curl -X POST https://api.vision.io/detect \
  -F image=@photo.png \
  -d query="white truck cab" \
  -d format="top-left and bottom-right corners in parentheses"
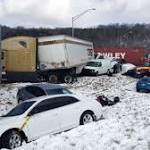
top-left (82, 58), bottom-right (115, 75)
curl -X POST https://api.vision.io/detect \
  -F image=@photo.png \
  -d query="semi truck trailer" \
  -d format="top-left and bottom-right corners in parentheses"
top-left (94, 47), bottom-right (145, 66)
top-left (2, 35), bottom-right (94, 83)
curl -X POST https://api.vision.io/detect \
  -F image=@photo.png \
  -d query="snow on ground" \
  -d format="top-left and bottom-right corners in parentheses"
top-left (0, 74), bottom-right (150, 150)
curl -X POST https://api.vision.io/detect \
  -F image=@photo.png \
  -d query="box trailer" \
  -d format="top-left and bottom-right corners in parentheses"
top-left (2, 35), bottom-right (94, 83)
top-left (38, 35), bottom-right (93, 83)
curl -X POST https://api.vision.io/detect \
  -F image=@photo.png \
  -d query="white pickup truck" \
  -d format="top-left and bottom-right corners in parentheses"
top-left (82, 58), bottom-right (117, 76)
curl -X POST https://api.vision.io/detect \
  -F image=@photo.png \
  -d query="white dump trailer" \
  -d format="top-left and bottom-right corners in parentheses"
top-left (38, 35), bottom-right (94, 83)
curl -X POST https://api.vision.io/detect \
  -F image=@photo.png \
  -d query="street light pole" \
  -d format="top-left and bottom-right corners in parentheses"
top-left (0, 25), bottom-right (2, 83)
top-left (72, 8), bottom-right (96, 37)
top-left (72, 17), bottom-right (74, 38)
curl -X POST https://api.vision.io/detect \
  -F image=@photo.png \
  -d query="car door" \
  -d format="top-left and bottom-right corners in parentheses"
top-left (101, 61), bottom-right (108, 74)
top-left (55, 96), bottom-right (81, 131)
top-left (97, 61), bottom-right (104, 74)
top-left (24, 98), bottom-right (61, 141)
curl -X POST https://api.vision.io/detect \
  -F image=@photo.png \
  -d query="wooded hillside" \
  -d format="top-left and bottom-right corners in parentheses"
top-left (1, 24), bottom-right (150, 54)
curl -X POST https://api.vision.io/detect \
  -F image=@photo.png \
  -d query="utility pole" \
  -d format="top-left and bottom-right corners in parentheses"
top-left (0, 25), bottom-right (2, 83)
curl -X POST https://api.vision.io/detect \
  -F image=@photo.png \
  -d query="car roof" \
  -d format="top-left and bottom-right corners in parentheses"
top-left (24, 94), bottom-right (76, 103)
top-left (24, 83), bottom-right (66, 91)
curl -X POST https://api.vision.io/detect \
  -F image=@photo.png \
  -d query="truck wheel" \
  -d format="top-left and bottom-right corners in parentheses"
top-left (64, 74), bottom-right (73, 84)
top-left (48, 74), bottom-right (58, 83)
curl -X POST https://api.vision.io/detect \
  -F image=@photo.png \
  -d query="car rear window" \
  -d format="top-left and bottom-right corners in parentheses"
top-left (26, 86), bottom-right (46, 96)
top-left (46, 89), bottom-right (72, 95)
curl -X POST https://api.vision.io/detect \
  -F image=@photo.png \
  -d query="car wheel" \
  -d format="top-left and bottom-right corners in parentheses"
top-left (80, 111), bottom-right (94, 125)
top-left (18, 99), bottom-right (22, 104)
top-left (144, 89), bottom-right (150, 93)
top-left (1, 130), bottom-right (23, 149)
top-left (136, 88), bottom-right (140, 92)
top-left (64, 74), bottom-right (73, 84)
top-left (48, 74), bottom-right (58, 83)
top-left (107, 70), bottom-right (112, 76)
top-left (95, 71), bottom-right (99, 76)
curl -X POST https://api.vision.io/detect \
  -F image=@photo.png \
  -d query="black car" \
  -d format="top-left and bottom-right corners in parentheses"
top-left (17, 83), bottom-right (72, 103)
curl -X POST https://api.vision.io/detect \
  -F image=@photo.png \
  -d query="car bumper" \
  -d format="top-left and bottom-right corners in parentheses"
top-left (82, 69), bottom-right (97, 76)
top-left (137, 85), bottom-right (150, 92)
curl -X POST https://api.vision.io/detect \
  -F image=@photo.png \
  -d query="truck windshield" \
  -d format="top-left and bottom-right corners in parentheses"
top-left (86, 61), bottom-right (100, 67)
top-left (3, 101), bottom-right (35, 117)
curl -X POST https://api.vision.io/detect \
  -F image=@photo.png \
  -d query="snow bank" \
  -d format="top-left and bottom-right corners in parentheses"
top-left (0, 75), bottom-right (150, 150)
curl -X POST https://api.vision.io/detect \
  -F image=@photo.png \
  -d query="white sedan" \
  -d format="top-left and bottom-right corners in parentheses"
top-left (0, 94), bottom-right (102, 149)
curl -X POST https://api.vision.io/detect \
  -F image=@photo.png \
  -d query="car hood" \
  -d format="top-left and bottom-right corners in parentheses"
top-left (0, 116), bottom-right (21, 125)
top-left (137, 80), bottom-right (150, 85)
top-left (84, 66), bottom-right (97, 70)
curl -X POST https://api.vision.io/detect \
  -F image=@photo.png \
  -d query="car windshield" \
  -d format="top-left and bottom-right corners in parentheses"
top-left (142, 78), bottom-right (150, 82)
top-left (46, 88), bottom-right (72, 95)
top-left (3, 101), bottom-right (35, 117)
top-left (86, 61), bottom-right (100, 67)
top-left (145, 63), bottom-right (150, 67)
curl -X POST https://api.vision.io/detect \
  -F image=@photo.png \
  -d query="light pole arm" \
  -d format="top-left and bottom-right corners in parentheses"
top-left (71, 8), bottom-right (95, 37)
top-left (72, 17), bottom-right (74, 37)
top-left (72, 9), bottom-right (94, 21)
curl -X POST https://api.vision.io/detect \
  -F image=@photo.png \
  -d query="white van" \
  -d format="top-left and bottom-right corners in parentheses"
top-left (82, 58), bottom-right (115, 76)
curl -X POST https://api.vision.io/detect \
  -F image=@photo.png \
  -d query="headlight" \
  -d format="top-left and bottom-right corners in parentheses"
top-left (91, 70), bottom-right (95, 72)
top-left (141, 83), bottom-right (146, 86)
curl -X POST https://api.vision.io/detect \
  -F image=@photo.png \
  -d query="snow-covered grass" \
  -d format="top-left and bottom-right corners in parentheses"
top-left (0, 74), bottom-right (150, 150)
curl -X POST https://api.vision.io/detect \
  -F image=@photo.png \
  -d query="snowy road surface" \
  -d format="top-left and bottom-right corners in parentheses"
top-left (0, 74), bottom-right (150, 150)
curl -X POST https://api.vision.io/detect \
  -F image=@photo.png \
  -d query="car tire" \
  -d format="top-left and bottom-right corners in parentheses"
top-left (1, 130), bottom-right (23, 149)
top-left (64, 74), bottom-right (73, 84)
top-left (48, 74), bottom-right (58, 83)
top-left (95, 71), bottom-right (99, 76)
top-left (144, 89), bottom-right (150, 93)
top-left (107, 70), bottom-right (112, 76)
top-left (80, 111), bottom-right (94, 125)
top-left (18, 99), bottom-right (22, 104)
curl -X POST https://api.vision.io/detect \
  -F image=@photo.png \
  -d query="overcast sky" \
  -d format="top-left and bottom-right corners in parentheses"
top-left (0, 0), bottom-right (150, 28)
